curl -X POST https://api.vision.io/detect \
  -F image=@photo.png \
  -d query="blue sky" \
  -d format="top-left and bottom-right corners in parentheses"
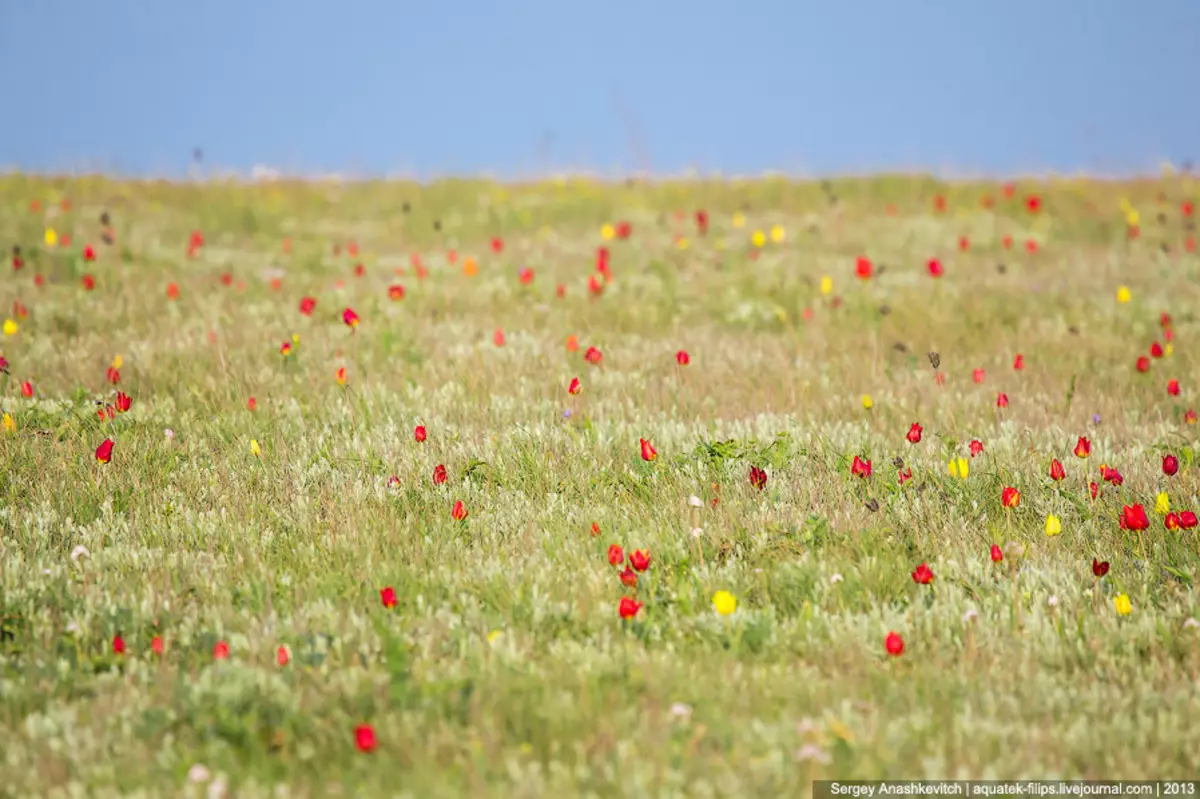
top-left (1, 0), bottom-right (1197, 178)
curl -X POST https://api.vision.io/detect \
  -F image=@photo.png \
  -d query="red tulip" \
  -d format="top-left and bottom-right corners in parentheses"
top-left (934, 195), bottom-right (946, 212)
top-left (1151, 341), bottom-right (1164, 358)
top-left (1074, 437), bottom-right (1091, 458)
top-left (82, 274), bottom-right (96, 291)
top-left (619, 597), bottom-right (643, 620)
top-left (972, 369), bottom-right (985, 384)
top-left (695, 210), bottom-right (709, 235)
top-left (83, 244), bottom-right (96, 262)
top-left (517, 267), bottom-right (534, 285)
top-left (1136, 356), bottom-right (1150, 373)
top-left (855, 256), bottom-right (872, 280)
top-left (299, 296), bottom-right (317, 315)
top-left (1165, 512), bottom-right (1181, 531)
top-left (166, 282), bottom-right (180, 300)
top-left (342, 308), bottom-right (359, 329)
top-left (850, 455), bottom-right (872, 478)
top-left (493, 329), bottom-right (505, 347)
top-left (1026, 195), bottom-right (1041, 214)
top-left (885, 632), bottom-right (904, 656)
top-left (1187, 409), bottom-right (1198, 424)
top-left (1012, 353), bottom-right (1024, 370)
top-left (1049, 458), bottom-right (1065, 482)
top-left (996, 393), bottom-right (1009, 408)
top-left (588, 274), bottom-right (605, 296)
top-left (608, 544), bottom-right (624, 566)
top-left (568, 377), bottom-right (581, 395)
top-left (676, 350), bottom-right (690, 366)
top-left (115, 392), bottom-right (132, 413)
top-left (414, 425), bottom-right (427, 443)
top-left (990, 544), bottom-right (1003, 563)
top-left (451, 500), bottom-right (468, 521)
top-left (1001, 486), bottom-right (1020, 508)
top-left (1163, 454), bottom-right (1179, 477)
top-left (213, 640), bottom-right (229, 660)
top-left (20, 381), bottom-right (32, 398)
top-left (898, 467), bottom-right (913, 484)
top-left (584, 346), bottom-right (603, 365)
top-left (591, 522), bottom-right (601, 537)
top-left (906, 423), bottom-right (923, 443)
top-left (248, 396), bottom-right (257, 411)
top-left (619, 567), bottom-right (638, 587)
top-left (1002, 234), bottom-right (1013, 249)
top-left (640, 438), bottom-right (657, 462)
top-left (748, 465), bottom-right (767, 491)
top-left (1120, 504), bottom-right (1149, 531)
top-left (276, 645), bottom-right (290, 667)
top-left (380, 587), bottom-right (398, 608)
top-left (432, 464), bottom-right (447, 485)
top-left (387, 475), bottom-right (401, 490)
top-left (1167, 379), bottom-right (1180, 397)
top-left (1092, 559), bottom-right (1109, 577)
top-left (1101, 465), bottom-right (1124, 485)
top-left (555, 284), bottom-right (566, 298)
top-left (220, 272), bottom-right (233, 286)
top-left (1183, 201), bottom-right (1194, 217)
top-left (95, 438), bottom-right (114, 464)
top-left (927, 258), bottom-right (943, 278)
top-left (629, 549), bottom-right (651, 572)
top-left (911, 563), bottom-right (934, 584)
top-left (969, 439), bottom-right (984, 457)
top-left (1089, 481), bottom-right (1100, 500)
top-left (388, 284), bottom-right (406, 300)
top-left (353, 263), bottom-right (365, 278)
top-left (151, 636), bottom-right (164, 655)
top-left (958, 235), bottom-right (970, 251)
top-left (615, 221), bottom-right (632, 239)
top-left (1179, 511), bottom-right (1198, 529)
top-left (490, 237), bottom-right (504, 254)
top-left (355, 724), bottom-right (377, 753)
top-left (112, 634), bottom-right (125, 654)
top-left (595, 247), bottom-right (610, 275)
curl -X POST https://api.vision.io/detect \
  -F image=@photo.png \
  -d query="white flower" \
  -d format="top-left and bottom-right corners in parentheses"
top-left (795, 743), bottom-right (831, 763)
top-left (691, 527), bottom-right (704, 540)
top-left (688, 495), bottom-right (703, 507)
top-left (669, 702), bottom-right (693, 719)
top-left (70, 545), bottom-right (90, 563)
top-left (962, 609), bottom-right (979, 623)
top-left (795, 717), bottom-right (818, 735)
top-left (188, 764), bottom-right (211, 784)
top-left (830, 573), bottom-right (844, 584)
top-left (207, 775), bottom-right (228, 799)
top-left (1184, 617), bottom-right (1200, 630)
top-left (164, 428), bottom-right (175, 441)
top-left (1047, 595), bottom-right (1059, 608)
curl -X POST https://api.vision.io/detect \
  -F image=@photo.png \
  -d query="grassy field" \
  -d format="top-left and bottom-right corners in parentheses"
top-left (1, 171), bottom-right (1199, 796)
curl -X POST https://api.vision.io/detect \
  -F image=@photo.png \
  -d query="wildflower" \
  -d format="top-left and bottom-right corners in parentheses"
top-left (389, 283), bottom-right (406, 300)
top-left (969, 439), bottom-right (984, 457)
top-left (748, 465), bottom-right (767, 491)
top-left (432, 464), bottom-right (447, 485)
top-left (885, 632), bottom-right (904, 656)
top-left (568, 377), bottom-right (581, 395)
top-left (629, 549), bottom-right (651, 572)
top-left (820, 276), bottom-right (833, 295)
top-left (973, 369), bottom-right (986, 384)
top-left (1049, 458), bottom-right (1065, 482)
top-left (1187, 409), bottom-right (1198, 424)
top-left (299, 296), bottom-right (317, 315)
top-left (380, 587), bottom-right (398, 608)
top-left (752, 230), bottom-right (766, 247)
top-left (493, 329), bottom-right (505, 347)
top-left (712, 590), bottom-right (737, 616)
top-left (1113, 594), bottom-right (1132, 616)
top-left (1090, 481), bottom-right (1100, 500)
top-left (451, 500), bottom-right (468, 521)
top-left (1120, 504), bottom-right (1150, 531)
top-left (335, 367), bottom-right (347, 387)
top-left (584, 346), bottom-right (603, 365)
top-left (619, 566), bottom-right (638, 587)
top-left (851, 456), bottom-right (872, 478)
top-left (948, 457), bottom-right (969, 479)
top-left (990, 544), bottom-right (1003, 563)
top-left (414, 425), bottom-right (427, 443)
top-left (115, 392), bottom-right (132, 413)
top-left (1163, 454), bottom-right (1179, 477)
top-left (1136, 356), bottom-right (1150, 373)
top-left (1074, 437), bottom-right (1091, 458)
top-left (608, 544), bottom-right (624, 566)
top-left (1156, 492), bottom-right (1171, 515)
top-left (1013, 353), bottom-right (1024, 370)
top-left (1152, 342), bottom-right (1165, 358)
top-left (856, 256), bottom-right (872, 279)
top-left (2, 319), bottom-right (17, 336)
top-left (355, 724), bottom-right (377, 753)
top-left (387, 475), bottom-right (401, 490)
top-left (276, 646), bottom-right (290, 667)
top-left (1001, 487), bottom-right (1021, 508)
top-left (250, 439), bottom-right (261, 457)
top-left (95, 439), bottom-right (114, 464)
top-left (962, 609), bottom-right (978, 624)
top-left (1180, 511), bottom-right (1199, 529)
top-left (898, 467), bottom-right (912, 484)
top-left (1045, 514), bottom-right (1062, 536)
top-left (619, 597), bottom-right (643, 620)
top-left (906, 423), bottom-right (923, 444)
top-left (213, 641), bottom-right (230, 660)
top-left (247, 397), bottom-right (257, 411)
top-left (1092, 559), bottom-right (1109, 578)
top-left (342, 308), bottom-right (359, 329)
top-left (1116, 286), bottom-right (1132, 304)
top-left (1165, 512), bottom-right (1181, 530)
top-left (82, 275), bottom-right (96, 290)
top-left (640, 438), bottom-right (657, 462)
top-left (112, 634), bottom-right (125, 654)
top-left (676, 350), bottom-right (690, 366)
top-left (996, 392), bottom-right (1009, 408)
top-left (151, 636), bottom-right (164, 655)
top-left (830, 573), bottom-right (844, 584)
top-left (1, 412), bottom-right (13, 433)
top-left (861, 394), bottom-right (873, 410)
top-left (911, 563), bottom-right (934, 585)
top-left (927, 258), bottom-right (943, 278)
top-left (1168, 379), bottom-right (1180, 396)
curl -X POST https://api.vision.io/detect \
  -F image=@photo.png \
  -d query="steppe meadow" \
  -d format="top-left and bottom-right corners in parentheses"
top-left (0, 171), bottom-right (1198, 796)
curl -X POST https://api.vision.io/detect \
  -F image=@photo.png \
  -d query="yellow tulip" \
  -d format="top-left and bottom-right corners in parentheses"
top-left (111, 354), bottom-right (123, 369)
top-left (1116, 286), bottom-right (1132, 304)
top-left (1045, 514), bottom-right (1062, 536)
top-left (948, 457), bottom-right (969, 479)
top-left (819, 276), bottom-right (833, 295)
top-left (861, 394), bottom-right (873, 410)
top-left (770, 225), bottom-right (785, 243)
top-left (675, 237), bottom-right (689, 251)
top-left (44, 228), bottom-right (57, 247)
top-left (250, 439), bottom-right (261, 457)
top-left (1126, 210), bottom-right (1140, 228)
top-left (1155, 492), bottom-right (1170, 515)
top-left (751, 230), bottom-right (766, 248)
top-left (2, 412), bottom-right (14, 433)
top-left (600, 224), bottom-right (615, 241)
top-left (712, 590), bottom-right (737, 616)
top-left (732, 212), bottom-right (746, 229)
top-left (1114, 594), bottom-right (1132, 616)
top-left (2, 319), bottom-right (16, 336)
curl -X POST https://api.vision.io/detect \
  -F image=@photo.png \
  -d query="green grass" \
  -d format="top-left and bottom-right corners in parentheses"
top-left (1, 172), bottom-right (1199, 796)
